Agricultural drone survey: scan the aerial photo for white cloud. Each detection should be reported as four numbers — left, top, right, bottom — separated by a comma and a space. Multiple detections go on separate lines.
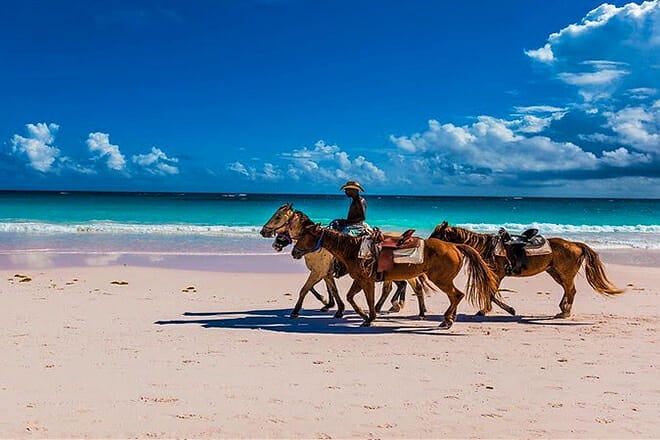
283, 140, 386, 184
605, 101, 660, 153
524, 43, 554, 63
132, 147, 179, 175
600, 147, 652, 167
228, 161, 249, 177
11, 123, 61, 172
390, 117, 604, 175
228, 139, 387, 187
227, 161, 283, 180
526, 1, 660, 103
87, 132, 126, 171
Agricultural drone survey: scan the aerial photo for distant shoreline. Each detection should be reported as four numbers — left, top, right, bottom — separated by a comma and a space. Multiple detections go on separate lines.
1, 189, 659, 201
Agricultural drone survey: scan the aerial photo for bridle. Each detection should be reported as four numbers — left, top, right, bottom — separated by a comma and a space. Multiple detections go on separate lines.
292, 229, 325, 256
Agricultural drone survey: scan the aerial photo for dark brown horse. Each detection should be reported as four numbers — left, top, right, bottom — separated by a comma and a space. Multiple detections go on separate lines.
291, 213, 500, 328
430, 221, 624, 318
260, 204, 419, 319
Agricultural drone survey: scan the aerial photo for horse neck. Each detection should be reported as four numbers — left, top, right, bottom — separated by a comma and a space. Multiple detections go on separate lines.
290, 211, 314, 236
454, 229, 493, 255
319, 228, 360, 266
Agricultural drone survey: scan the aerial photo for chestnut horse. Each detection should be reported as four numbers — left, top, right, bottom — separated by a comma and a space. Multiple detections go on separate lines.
260, 204, 420, 319
291, 213, 500, 328
430, 221, 624, 318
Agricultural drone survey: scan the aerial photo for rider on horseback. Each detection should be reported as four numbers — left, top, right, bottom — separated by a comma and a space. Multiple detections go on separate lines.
330, 180, 368, 234
330, 180, 368, 276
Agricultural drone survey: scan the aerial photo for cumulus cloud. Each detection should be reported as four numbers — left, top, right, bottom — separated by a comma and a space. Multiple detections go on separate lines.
390, 117, 604, 176
384, 1, 660, 193
282, 140, 386, 183
87, 132, 127, 171
132, 147, 179, 175
11, 123, 62, 172
605, 100, 660, 153
227, 161, 282, 180
526, 1, 660, 103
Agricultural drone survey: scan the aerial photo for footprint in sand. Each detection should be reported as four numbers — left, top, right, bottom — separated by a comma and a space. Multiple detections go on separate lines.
181, 286, 197, 293
14, 274, 32, 282
111, 280, 129, 286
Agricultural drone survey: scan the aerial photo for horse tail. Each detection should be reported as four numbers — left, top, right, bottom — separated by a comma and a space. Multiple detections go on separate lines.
456, 244, 500, 311
577, 243, 625, 295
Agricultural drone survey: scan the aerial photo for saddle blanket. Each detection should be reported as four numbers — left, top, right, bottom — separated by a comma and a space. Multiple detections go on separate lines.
494, 237, 552, 257
359, 238, 425, 265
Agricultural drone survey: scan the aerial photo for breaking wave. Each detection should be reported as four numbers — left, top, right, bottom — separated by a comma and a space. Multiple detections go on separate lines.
0, 221, 659, 249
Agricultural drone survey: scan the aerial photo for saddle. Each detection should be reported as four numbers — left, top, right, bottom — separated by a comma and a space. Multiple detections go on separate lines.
496, 228, 551, 275
369, 228, 423, 274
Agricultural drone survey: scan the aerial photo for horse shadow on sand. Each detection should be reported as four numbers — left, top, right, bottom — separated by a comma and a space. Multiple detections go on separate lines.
154, 307, 595, 335
154, 308, 463, 336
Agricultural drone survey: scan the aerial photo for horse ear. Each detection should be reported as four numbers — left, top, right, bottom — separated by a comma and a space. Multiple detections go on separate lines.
440, 220, 448, 229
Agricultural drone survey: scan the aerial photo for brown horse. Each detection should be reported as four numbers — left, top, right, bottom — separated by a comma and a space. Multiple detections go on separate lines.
430, 221, 625, 318
260, 204, 419, 319
291, 213, 500, 328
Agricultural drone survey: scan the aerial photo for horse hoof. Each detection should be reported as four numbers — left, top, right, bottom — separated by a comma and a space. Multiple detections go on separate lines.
333, 311, 344, 319
417, 315, 426, 320
360, 321, 372, 327
388, 305, 401, 313
555, 311, 570, 319
475, 310, 487, 317
508, 308, 516, 316
320, 306, 331, 312
438, 320, 453, 329
289, 314, 299, 319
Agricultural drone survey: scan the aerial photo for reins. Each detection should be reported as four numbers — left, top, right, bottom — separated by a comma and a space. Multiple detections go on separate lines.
292, 229, 325, 255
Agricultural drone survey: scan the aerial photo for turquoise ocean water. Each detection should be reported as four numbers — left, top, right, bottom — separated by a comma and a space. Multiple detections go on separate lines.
0, 191, 659, 256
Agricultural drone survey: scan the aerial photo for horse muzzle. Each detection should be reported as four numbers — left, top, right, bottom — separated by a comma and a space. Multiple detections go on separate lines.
291, 247, 305, 260
260, 227, 275, 238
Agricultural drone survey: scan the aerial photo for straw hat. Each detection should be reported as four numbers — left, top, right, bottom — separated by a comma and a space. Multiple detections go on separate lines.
340, 180, 364, 192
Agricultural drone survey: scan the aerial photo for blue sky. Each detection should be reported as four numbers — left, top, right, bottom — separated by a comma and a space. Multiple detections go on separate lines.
1, 0, 659, 197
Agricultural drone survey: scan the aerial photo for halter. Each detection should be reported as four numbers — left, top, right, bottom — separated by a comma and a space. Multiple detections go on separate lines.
292, 230, 324, 256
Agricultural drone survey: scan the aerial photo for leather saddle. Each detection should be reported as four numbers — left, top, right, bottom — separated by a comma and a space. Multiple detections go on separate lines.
498, 228, 548, 274
376, 229, 421, 273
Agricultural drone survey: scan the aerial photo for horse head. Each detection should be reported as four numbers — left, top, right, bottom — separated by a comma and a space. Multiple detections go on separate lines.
431, 221, 450, 240
291, 223, 323, 259
260, 203, 294, 237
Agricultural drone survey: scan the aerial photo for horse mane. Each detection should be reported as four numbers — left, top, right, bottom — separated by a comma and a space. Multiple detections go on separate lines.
431, 223, 495, 256
321, 227, 361, 258
293, 210, 314, 227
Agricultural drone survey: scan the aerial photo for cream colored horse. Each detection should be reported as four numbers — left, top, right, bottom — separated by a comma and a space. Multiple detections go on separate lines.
261, 204, 425, 319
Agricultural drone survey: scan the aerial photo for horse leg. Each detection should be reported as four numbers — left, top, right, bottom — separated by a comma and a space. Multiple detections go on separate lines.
323, 275, 345, 318
290, 273, 324, 318
361, 280, 377, 327
375, 281, 393, 313
319, 277, 335, 311
309, 286, 329, 307
477, 274, 516, 316
408, 278, 425, 319
345, 280, 368, 321
391, 280, 407, 312
433, 280, 464, 329
547, 267, 577, 318
491, 293, 516, 316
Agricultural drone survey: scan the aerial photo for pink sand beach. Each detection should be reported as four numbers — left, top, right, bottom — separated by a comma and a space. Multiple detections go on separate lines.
1, 251, 658, 438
